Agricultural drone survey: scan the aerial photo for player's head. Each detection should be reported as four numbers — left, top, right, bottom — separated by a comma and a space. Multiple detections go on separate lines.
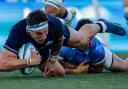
43, 0, 64, 15
26, 9, 48, 44
75, 18, 93, 31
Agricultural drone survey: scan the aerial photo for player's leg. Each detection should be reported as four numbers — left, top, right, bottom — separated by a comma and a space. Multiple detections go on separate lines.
76, 18, 126, 36
65, 27, 91, 49
104, 47, 128, 72
65, 19, 126, 50
97, 19, 126, 36
110, 54, 128, 72
78, 19, 126, 40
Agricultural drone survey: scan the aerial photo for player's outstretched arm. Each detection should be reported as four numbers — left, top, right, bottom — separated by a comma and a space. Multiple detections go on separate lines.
64, 62, 89, 74
88, 61, 105, 73
0, 48, 41, 72
51, 36, 64, 57
43, 36, 65, 77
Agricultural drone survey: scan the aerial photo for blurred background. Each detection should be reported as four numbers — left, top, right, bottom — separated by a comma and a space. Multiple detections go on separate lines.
0, 0, 128, 53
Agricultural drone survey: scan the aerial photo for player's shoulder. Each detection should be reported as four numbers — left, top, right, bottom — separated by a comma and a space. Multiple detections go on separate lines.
11, 19, 27, 33
12, 19, 26, 30
59, 46, 72, 57
47, 14, 62, 25
90, 37, 102, 47
89, 37, 105, 59
47, 14, 64, 38
13, 19, 27, 28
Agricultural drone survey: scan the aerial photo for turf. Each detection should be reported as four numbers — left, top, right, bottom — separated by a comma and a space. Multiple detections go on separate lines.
0, 70, 128, 89
0, 53, 128, 89
115, 52, 128, 59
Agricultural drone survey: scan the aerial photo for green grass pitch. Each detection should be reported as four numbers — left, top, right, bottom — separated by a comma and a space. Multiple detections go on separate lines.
0, 52, 128, 89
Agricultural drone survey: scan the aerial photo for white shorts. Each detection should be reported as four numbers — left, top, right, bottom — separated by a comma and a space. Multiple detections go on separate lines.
103, 47, 113, 69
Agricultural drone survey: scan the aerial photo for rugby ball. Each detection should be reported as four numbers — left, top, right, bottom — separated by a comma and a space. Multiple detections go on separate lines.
18, 43, 36, 75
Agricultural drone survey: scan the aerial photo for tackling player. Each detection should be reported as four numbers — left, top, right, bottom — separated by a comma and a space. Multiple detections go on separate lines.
59, 19, 128, 74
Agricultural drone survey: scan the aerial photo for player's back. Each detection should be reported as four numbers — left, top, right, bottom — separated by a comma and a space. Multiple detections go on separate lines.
59, 37, 105, 65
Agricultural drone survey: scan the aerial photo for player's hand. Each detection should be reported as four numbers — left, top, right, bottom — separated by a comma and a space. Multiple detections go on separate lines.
29, 51, 41, 66
43, 60, 65, 77
73, 62, 89, 74
43, 61, 56, 77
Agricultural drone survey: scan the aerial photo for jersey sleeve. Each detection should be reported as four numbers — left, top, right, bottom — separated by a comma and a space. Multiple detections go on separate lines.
53, 18, 64, 40
48, 14, 64, 41
59, 46, 67, 59
90, 37, 105, 65
4, 20, 27, 54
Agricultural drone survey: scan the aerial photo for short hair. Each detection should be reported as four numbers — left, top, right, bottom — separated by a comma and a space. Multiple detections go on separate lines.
27, 9, 48, 26
75, 18, 93, 31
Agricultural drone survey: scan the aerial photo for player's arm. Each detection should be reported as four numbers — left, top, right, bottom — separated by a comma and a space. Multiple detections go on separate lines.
0, 48, 27, 71
60, 61, 77, 69
57, 7, 76, 25
0, 49, 26, 71
88, 61, 105, 73
0, 20, 41, 71
62, 62, 89, 74
51, 36, 64, 56
0, 48, 41, 72
61, 60, 104, 74
49, 16, 65, 61
49, 36, 64, 62
38, 35, 64, 73
43, 36, 65, 77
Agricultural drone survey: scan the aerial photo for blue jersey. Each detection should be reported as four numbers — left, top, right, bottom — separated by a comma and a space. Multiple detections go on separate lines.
4, 14, 67, 63
59, 37, 105, 65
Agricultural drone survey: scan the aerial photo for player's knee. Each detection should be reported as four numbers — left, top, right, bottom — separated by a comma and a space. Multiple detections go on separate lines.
121, 63, 128, 71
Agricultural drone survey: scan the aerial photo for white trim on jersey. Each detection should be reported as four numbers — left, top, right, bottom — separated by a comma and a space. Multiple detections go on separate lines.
103, 46, 113, 69
93, 59, 105, 65
4, 45, 18, 54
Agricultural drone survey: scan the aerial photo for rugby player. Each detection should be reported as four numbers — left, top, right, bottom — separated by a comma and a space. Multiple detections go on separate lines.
59, 19, 128, 74
42, 0, 76, 26
0, 9, 126, 77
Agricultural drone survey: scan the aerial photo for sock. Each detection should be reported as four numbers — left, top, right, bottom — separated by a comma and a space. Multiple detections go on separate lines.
95, 21, 107, 33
